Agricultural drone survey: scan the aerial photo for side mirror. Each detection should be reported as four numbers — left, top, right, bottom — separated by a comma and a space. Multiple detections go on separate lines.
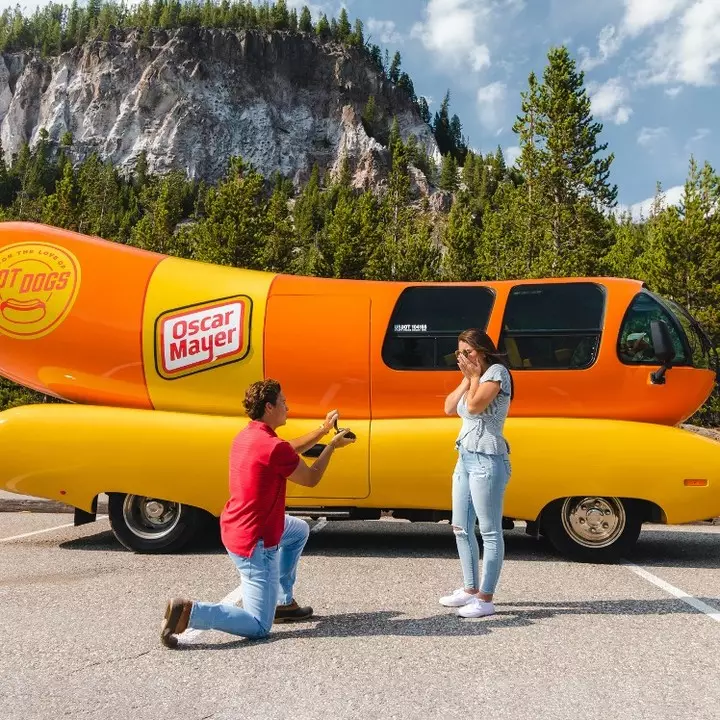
650, 320, 676, 385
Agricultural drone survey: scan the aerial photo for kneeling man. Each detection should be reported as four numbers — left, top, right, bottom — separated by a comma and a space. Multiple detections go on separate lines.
161, 378, 355, 648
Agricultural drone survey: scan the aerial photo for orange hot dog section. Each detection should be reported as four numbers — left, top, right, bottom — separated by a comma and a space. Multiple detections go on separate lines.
0, 221, 715, 425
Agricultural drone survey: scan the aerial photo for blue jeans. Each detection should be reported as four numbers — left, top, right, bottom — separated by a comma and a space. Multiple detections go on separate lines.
451, 449, 511, 595
188, 514, 310, 638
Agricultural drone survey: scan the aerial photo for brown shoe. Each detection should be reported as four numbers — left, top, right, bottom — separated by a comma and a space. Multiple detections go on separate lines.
274, 599, 313, 623
160, 598, 193, 649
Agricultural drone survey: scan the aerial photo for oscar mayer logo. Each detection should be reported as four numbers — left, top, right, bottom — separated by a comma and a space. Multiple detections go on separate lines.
155, 295, 252, 380
0, 241, 81, 340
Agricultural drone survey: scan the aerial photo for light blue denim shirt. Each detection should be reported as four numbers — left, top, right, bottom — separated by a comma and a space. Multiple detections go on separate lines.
455, 363, 512, 455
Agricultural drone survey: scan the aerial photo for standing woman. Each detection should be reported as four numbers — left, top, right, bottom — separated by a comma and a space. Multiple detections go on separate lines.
440, 328, 514, 618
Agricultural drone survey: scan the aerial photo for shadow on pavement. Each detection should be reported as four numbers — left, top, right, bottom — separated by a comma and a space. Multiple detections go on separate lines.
58, 521, 720, 568
178, 595, 720, 649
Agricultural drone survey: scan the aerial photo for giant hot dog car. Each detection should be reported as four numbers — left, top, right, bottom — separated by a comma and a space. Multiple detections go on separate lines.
0, 221, 718, 561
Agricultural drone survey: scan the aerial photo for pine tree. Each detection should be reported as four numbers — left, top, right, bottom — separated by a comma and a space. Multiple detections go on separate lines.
432, 92, 453, 155
351, 19, 364, 46
0, 137, 11, 206
439, 154, 458, 192
442, 192, 478, 280
389, 51, 401, 83
362, 95, 377, 136
43, 161, 79, 230
270, 0, 290, 30
337, 8, 351, 43
316, 13, 329, 37
510, 46, 616, 276
190, 158, 268, 269
292, 164, 330, 276
261, 182, 295, 272
298, 5, 312, 32
418, 97, 431, 125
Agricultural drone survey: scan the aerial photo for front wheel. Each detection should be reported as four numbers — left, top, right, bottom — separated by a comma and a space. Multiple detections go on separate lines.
541, 496, 642, 563
108, 493, 208, 553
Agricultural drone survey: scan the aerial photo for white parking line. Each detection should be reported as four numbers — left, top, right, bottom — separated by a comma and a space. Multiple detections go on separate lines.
625, 562, 720, 623
0, 516, 108, 543
0, 515, 110, 543
0, 522, 76, 542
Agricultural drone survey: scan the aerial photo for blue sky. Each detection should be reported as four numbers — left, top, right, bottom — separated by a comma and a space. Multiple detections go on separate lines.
308, 0, 719, 217
3, 0, 718, 216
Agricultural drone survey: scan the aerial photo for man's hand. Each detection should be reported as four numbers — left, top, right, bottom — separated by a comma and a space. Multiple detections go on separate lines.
330, 429, 356, 449
321, 409, 339, 434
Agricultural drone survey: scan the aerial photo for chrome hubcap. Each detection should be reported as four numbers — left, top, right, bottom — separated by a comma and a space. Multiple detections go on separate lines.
561, 496, 626, 548
122, 495, 182, 540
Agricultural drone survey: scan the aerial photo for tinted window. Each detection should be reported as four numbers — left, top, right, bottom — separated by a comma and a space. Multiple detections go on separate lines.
618, 292, 689, 365
499, 283, 605, 370
503, 284, 604, 332
382, 287, 495, 370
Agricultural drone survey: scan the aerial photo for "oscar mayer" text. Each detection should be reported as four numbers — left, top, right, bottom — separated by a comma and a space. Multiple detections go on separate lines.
161, 300, 244, 374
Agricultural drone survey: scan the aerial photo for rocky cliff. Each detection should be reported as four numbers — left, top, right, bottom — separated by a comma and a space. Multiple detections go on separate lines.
0, 27, 440, 189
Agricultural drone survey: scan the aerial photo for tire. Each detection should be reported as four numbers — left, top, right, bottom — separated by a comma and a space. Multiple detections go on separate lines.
541, 496, 642, 563
108, 493, 208, 553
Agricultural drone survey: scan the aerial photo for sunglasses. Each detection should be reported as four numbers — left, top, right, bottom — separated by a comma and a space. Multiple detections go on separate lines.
454, 349, 473, 358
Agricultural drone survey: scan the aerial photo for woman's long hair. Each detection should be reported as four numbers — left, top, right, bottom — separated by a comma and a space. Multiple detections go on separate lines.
458, 328, 515, 400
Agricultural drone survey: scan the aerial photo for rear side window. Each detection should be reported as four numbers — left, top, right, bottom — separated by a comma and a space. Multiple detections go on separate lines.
382, 286, 495, 370
499, 283, 605, 370
618, 292, 689, 365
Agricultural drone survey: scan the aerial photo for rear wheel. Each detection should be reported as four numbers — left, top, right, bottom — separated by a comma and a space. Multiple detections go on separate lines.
108, 493, 207, 553
541, 496, 642, 563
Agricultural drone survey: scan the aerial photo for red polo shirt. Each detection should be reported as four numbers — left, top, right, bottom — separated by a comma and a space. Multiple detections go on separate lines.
220, 420, 301, 558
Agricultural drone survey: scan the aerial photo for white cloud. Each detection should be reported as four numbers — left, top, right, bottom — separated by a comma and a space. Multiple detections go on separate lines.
625, 185, 684, 220
476, 82, 507, 130
590, 78, 633, 124
580, 24, 622, 71
410, 0, 492, 72
366, 18, 403, 45
688, 128, 710, 143
640, 0, 720, 86
579, 1, 691, 73
505, 145, 521, 167
637, 126, 669, 146
665, 86, 683, 97
501, 0, 526, 15
285, 0, 327, 17
622, 0, 690, 36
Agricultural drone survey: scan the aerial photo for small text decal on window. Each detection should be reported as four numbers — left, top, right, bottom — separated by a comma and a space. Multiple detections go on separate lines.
394, 324, 428, 332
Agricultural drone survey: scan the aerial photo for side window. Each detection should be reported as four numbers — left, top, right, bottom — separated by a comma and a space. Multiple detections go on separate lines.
618, 292, 689, 365
499, 283, 605, 370
382, 287, 495, 370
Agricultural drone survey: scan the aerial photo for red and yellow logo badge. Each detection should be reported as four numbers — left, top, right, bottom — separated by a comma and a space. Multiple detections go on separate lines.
0, 242, 81, 340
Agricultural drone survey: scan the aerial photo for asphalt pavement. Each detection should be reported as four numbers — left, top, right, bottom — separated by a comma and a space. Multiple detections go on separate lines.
1, 512, 719, 720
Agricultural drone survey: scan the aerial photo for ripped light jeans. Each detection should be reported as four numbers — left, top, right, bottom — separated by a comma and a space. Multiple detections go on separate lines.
452, 448, 511, 594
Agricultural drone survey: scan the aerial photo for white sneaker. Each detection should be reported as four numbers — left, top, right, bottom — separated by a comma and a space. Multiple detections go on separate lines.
456, 598, 495, 618
439, 588, 477, 607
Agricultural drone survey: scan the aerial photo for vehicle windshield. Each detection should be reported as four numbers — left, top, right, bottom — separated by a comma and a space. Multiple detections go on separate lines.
659, 296, 717, 372
618, 292, 689, 365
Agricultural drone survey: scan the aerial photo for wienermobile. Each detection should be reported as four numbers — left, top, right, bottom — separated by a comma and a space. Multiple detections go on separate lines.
0, 221, 718, 561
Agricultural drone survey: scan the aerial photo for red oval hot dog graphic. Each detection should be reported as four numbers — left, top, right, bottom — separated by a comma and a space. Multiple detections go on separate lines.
0, 297, 47, 324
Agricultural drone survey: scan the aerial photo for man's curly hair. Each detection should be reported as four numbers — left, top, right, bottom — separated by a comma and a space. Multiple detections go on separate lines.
243, 379, 282, 420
